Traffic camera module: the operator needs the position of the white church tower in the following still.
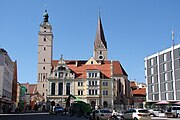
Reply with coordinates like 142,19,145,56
37,10,53,100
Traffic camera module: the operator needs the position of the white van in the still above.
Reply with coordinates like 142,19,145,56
167,106,180,118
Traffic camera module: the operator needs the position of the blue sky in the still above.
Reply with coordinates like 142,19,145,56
1,0,180,84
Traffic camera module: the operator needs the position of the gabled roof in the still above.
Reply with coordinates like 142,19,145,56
113,61,128,76
52,59,128,79
85,57,98,65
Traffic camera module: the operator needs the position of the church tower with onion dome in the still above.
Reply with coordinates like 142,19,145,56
37,9,53,101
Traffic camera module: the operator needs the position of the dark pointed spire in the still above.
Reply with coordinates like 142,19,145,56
94,14,107,49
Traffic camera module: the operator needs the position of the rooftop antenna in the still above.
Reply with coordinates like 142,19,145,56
172,30,175,46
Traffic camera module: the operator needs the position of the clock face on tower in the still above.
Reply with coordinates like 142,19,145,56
99,55,104,60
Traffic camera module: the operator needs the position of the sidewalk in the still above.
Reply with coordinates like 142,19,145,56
0,110,48,116
0,112,48,116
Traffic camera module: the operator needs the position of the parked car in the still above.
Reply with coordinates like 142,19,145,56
90,109,112,120
166,106,180,118
149,108,166,117
149,109,159,117
121,108,151,120
54,106,64,114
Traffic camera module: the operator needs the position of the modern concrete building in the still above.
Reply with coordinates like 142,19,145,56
37,10,132,110
145,44,180,103
0,48,14,113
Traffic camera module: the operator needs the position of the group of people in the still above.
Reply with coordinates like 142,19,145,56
1,104,12,114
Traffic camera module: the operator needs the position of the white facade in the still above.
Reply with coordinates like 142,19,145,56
0,49,13,101
145,44,180,102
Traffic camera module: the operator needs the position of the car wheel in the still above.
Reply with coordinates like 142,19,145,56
177,113,180,118
134,117,138,120
121,116,125,120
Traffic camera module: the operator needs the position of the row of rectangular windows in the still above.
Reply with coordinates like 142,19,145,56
149,63,172,75
149,81,174,93
149,72,173,83
88,72,98,78
149,48,180,67
50,82,109,96
150,92,174,101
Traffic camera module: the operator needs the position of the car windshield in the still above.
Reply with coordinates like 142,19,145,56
172,107,180,110
138,110,149,113
100,110,112,113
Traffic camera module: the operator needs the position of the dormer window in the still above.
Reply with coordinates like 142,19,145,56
91,61,93,64
44,38,46,41
87,70,100,78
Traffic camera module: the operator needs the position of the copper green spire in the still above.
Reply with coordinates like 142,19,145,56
43,9,49,22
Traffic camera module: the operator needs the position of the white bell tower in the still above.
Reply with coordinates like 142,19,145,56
37,9,53,101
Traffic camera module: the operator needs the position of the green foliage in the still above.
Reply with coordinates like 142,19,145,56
69,101,91,116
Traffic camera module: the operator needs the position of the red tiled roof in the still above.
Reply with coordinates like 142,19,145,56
113,61,128,76
132,88,146,96
52,60,128,79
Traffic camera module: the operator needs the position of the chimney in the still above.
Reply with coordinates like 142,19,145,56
75,61,78,67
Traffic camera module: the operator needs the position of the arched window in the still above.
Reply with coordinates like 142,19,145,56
91,101,96,110
66,83,70,95
103,101,108,108
51,83,55,95
58,82,63,95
